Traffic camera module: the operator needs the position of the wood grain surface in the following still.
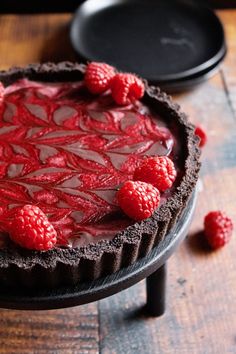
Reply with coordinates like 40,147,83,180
0,10,235,354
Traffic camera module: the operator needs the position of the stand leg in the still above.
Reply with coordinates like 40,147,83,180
146,263,167,317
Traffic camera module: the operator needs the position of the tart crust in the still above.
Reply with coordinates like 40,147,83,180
0,62,201,289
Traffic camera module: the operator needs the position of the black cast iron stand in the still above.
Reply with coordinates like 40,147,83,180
0,191,197,316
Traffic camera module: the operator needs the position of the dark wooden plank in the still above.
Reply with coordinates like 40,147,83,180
0,305,99,353
0,14,76,70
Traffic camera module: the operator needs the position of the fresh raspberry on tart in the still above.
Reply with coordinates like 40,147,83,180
9,205,57,251
133,156,176,192
85,62,116,94
111,73,145,105
117,181,160,221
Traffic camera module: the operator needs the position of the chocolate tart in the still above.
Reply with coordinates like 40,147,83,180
0,62,200,289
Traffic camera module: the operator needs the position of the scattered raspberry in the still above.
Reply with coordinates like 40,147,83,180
111,73,145,105
133,156,176,192
0,82,4,103
117,181,160,221
9,205,57,251
85,62,116,94
204,211,233,249
195,125,207,147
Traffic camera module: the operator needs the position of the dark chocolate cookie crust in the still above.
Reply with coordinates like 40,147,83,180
0,62,201,289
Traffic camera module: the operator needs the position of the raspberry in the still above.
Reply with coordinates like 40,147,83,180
117,181,160,221
195,125,207,147
111,73,145,105
133,156,176,192
9,205,57,251
0,82,4,103
85,62,116,94
204,211,233,249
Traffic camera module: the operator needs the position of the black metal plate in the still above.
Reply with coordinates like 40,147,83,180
70,0,226,85
0,190,197,310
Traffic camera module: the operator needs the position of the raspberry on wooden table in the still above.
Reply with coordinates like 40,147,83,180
111,73,145,105
85,62,116,94
134,156,177,192
195,125,207,147
117,180,160,221
9,205,57,251
204,211,233,249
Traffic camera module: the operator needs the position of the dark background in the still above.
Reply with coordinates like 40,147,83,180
0,0,235,13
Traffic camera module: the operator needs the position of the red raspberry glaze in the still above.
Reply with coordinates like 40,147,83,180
0,79,177,248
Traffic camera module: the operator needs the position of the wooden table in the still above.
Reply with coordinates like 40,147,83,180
0,10,235,354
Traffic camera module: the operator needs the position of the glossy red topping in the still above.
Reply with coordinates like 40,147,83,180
0,79,175,247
